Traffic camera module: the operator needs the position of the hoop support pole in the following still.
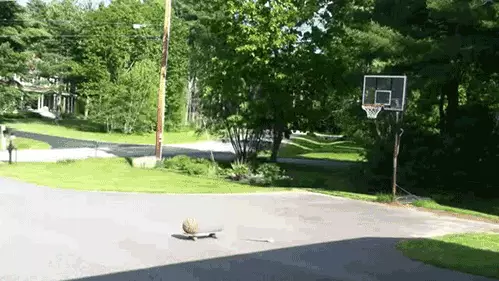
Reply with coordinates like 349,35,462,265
392,112,402,201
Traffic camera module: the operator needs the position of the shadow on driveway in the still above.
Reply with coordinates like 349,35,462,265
68,237,496,281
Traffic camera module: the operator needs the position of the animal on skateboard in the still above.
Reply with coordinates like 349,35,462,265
182,218,223,241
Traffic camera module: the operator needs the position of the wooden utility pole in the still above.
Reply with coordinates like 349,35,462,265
155,0,173,161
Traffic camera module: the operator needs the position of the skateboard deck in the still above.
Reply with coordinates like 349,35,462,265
184,228,223,241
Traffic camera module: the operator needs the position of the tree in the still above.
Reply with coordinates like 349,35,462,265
0,1,28,112
321,0,499,196
87,59,158,133
193,0,333,161
77,0,190,132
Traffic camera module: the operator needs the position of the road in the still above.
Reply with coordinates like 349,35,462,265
0,177,497,281
8,131,356,167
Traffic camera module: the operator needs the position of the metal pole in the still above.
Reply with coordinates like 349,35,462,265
392,111,400,201
155,0,173,161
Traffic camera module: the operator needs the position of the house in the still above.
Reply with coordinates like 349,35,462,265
0,74,77,115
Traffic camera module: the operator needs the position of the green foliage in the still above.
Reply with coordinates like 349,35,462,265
0,85,22,114
363,104,499,198
255,163,284,184
375,193,394,203
87,59,158,133
163,155,219,177
192,0,334,161
229,159,252,180
164,14,190,130
76,0,190,131
326,0,499,199
1,0,498,201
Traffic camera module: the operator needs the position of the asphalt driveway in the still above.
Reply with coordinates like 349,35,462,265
0,177,497,281
9,131,355,167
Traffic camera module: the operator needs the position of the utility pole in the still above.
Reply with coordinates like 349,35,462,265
155,0,173,161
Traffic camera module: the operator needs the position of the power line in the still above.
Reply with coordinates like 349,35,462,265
0,34,161,39
0,19,162,27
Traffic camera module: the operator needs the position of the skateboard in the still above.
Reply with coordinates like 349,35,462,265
184,228,223,241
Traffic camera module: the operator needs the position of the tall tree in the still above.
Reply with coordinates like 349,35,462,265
77,0,190,132
194,0,333,161
0,1,28,113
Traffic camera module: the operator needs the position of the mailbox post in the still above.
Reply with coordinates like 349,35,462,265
0,125,6,151
7,135,15,164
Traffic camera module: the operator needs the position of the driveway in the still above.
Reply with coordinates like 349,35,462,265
0,177,497,281
8,131,356,167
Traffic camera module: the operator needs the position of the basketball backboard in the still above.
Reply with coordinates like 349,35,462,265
362,75,407,112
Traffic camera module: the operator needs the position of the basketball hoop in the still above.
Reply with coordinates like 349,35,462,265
362,104,383,119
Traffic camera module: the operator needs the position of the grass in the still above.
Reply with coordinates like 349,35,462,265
273,162,376,201
0,147,497,222
0,158,288,193
397,233,499,279
12,137,51,149
306,188,377,201
276,162,499,221
269,134,365,161
413,199,499,222
375,193,394,203
4,118,208,145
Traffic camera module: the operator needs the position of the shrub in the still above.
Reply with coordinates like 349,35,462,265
229,159,252,180
254,163,291,186
163,155,220,177
255,163,282,182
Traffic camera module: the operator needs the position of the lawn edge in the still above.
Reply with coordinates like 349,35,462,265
409,205,499,224
0,172,297,195
303,189,499,225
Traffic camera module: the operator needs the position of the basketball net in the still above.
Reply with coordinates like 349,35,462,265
362,104,383,119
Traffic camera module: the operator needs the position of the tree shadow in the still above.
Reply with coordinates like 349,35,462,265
406,187,499,218
0,114,112,133
277,137,365,162
55,118,107,133
66,237,498,281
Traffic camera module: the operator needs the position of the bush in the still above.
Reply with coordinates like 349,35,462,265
229,159,252,180
163,155,220,177
255,163,283,182
362,103,499,199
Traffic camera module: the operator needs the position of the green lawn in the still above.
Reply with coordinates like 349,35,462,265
0,153,497,223
397,233,499,279
276,162,499,222
413,199,499,223
0,158,288,193
12,137,51,149
270,135,365,161
5,118,208,145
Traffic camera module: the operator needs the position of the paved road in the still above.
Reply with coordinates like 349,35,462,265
0,177,497,281
9,131,356,167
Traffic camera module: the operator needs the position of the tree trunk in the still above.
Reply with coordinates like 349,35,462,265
270,129,283,162
84,96,90,120
438,90,445,132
